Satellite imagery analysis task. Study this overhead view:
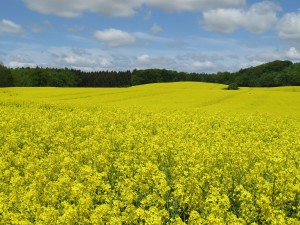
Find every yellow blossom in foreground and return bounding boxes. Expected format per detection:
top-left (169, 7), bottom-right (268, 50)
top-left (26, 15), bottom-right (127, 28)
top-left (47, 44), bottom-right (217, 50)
top-left (1, 83), bottom-right (300, 224)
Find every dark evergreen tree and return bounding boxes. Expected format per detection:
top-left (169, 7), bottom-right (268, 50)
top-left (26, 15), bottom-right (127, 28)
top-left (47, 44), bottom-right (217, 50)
top-left (0, 64), bottom-right (13, 87)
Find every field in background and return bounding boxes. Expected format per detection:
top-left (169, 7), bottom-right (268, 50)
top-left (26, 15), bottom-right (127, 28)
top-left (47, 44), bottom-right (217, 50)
top-left (1, 82), bottom-right (300, 224)
top-left (1, 82), bottom-right (300, 118)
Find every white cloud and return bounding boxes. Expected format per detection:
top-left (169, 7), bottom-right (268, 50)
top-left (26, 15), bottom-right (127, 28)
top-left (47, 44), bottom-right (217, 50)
top-left (94, 29), bottom-right (136, 47)
top-left (203, 8), bottom-right (242, 33)
top-left (2, 41), bottom-right (232, 72)
top-left (137, 54), bottom-right (151, 62)
top-left (22, 0), bottom-right (245, 18)
top-left (4, 38), bottom-right (297, 74)
top-left (63, 55), bottom-right (91, 65)
top-left (51, 47), bottom-right (116, 70)
top-left (8, 61), bottom-right (36, 68)
top-left (277, 12), bottom-right (300, 43)
top-left (59, 54), bottom-right (114, 69)
top-left (151, 24), bottom-right (162, 34)
top-left (286, 47), bottom-right (300, 59)
top-left (8, 54), bottom-right (36, 68)
top-left (132, 54), bottom-right (177, 70)
top-left (11, 55), bottom-right (34, 64)
top-left (191, 61), bottom-right (214, 70)
top-left (247, 47), bottom-right (300, 62)
top-left (129, 51), bottom-right (232, 72)
top-left (203, 1), bottom-right (279, 34)
top-left (176, 52), bottom-right (225, 72)
top-left (177, 52), bottom-right (224, 62)
top-left (1, 47), bottom-right (242, 73)
top-left (133, 32), bottom-right (169, 43)
top-left (47, 47), bottom-right (110, 69)
top-left (0, 19), bottom-right (23, 35)
top-left (146, 0), bottom-right (245, 12)
top-left (22, 0), bottom-right (141, 17)
top-left (247, 50), bottom-right (281, 62)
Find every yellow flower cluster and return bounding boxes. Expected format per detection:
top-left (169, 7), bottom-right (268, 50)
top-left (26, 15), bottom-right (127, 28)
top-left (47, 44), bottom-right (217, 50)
top-left (1, 102), bottom-right (300, 224)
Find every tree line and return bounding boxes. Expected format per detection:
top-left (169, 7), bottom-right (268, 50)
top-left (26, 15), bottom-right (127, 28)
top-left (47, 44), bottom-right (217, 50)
top-left (0, 60), bottom-right (299, 88)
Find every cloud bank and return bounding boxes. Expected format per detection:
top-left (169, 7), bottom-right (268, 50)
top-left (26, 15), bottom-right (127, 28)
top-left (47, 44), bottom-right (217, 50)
top-left (277, 12), bottom-right (300, 44)
top-left (203, 1), bottom-right (279, 34)
top-left (22, 0), bottom-right (245, 17)
top-left (94, 29), bottom-right (136, 47)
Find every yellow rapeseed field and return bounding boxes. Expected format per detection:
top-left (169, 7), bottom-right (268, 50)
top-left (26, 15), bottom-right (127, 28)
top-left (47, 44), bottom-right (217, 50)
top-left (1, 82), bottom-right (300, 224)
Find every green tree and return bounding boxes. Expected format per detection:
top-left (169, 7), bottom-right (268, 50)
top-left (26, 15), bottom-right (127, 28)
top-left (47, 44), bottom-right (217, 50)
top-left (259, 72), bottom-right (277, 87)
top-left (227, 82), bottom-right (239, 90)
top-left (0, 64), bottom-right (13, 87)
top-left (281, 63), bottom-right (300, 86)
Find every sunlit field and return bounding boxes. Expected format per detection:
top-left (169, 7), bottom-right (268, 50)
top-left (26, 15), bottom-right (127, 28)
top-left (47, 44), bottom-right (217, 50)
top-left (1, 82), bottom-right (300, 117)
top-left (1, 82), bottom-right (300, 224)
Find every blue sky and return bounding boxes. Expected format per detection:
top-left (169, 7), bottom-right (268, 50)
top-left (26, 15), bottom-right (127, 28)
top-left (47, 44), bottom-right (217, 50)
top-left (0, 0), bottom-right (300, 73)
